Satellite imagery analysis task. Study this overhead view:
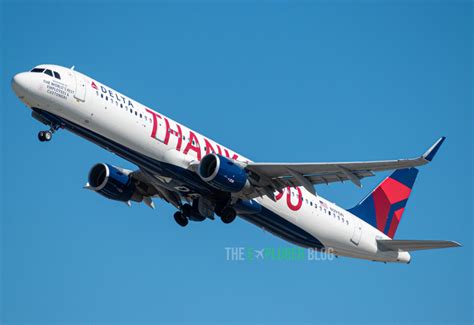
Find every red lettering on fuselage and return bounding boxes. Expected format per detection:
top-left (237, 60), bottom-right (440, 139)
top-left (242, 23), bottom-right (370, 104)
top-left (203, 139), bottom-right (239, 160)
top-left (162, 117), bottom-right (183, 151)
top-left (287, 187), bottom-right (303, 211)
top-left (146, 108), bottom-right (163, 140)
top-left (146, 109), bottom-right (239, 162)
top-left (224, 148), bottom-right (239, 160)
top-left (173, 123), bottom-right (183, 151)
top-left (204, 138), bottom-right (217, 155)
top-left (275, 186), bottom-right (303, 212)
top-left (183, 131), bottom-right (202, 160)
top-left (275, 189), bottom-right (284, 200)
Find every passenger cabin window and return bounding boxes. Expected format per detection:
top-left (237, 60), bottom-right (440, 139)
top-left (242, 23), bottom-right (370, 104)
top-left (44, 69), bottom-right (53, 77)
top-left (31, 68), bottom-right (45, 73)
top-left (53, 71), bottom-right (61, 79)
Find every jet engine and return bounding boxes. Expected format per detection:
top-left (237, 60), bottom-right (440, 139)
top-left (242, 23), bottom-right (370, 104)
top-left (198, 153), bottom-right (249, 192)
top-left (86, 163), bottom-right (143, 203)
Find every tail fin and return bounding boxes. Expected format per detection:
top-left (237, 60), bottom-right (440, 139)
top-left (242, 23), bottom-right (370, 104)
top-left (348, 168), bottom-right (419, 238)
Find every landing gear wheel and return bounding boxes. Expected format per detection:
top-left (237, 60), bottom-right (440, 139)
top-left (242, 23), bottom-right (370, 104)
top-left (220, 208), bottom-right (237, 224)
top-left (43, 131), bottom-right (52, 141)
top-left (174, 211), bottom-right (188, 227)
top-left (38, 130), bottom-right (52, 142)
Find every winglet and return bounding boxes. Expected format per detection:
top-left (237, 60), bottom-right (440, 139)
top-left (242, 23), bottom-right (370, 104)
top-left (423, 137), bottom-right (446, 162)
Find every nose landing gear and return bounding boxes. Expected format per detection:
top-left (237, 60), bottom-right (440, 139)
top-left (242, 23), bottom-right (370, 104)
top-left (38, 130), bottom-right (53, 142)
top-left (38, 124), bottom-right (60, 142)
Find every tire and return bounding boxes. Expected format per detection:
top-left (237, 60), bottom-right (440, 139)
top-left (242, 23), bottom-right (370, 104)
top-left (38, 131), bottom-right (45, 142)
top-left (174, 211), bottom-right (188, 227)
top-left (221, 208), bottom-right (237, 224)
top-left (44, 131), bottom-right (52, 141)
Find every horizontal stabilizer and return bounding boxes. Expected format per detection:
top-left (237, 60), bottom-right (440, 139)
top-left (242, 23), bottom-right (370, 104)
top-left (377, 239), bottom-right (461, 252)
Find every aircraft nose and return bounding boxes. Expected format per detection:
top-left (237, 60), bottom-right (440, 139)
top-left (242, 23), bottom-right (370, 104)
top-left (11, 72), bottom-right (30, 97)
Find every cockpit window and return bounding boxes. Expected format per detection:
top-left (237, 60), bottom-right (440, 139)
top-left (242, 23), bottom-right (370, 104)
top-left (44, 69), bottom-right (53, 77)
top-left (31, 68), bottom-right (45, 73)
top-left (53, 71), bottom-right (61, 79)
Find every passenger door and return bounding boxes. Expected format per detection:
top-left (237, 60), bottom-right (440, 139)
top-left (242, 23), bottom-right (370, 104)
top-left (73, 71), bottom-right (86, 102)
top-left (72, 71), bottom-right (95, 125)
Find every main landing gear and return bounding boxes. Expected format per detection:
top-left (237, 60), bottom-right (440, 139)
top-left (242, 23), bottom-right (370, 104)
top-left (174, 211), bottom-right (188, 227)
top-left (173, 203), bottom-right (192, 227)
top-left (38, 124), bottom-right (60, 142)
top-left (173, 204), bottom-right (237, 227)
top-left (219, 207), bottom-right (237, 224)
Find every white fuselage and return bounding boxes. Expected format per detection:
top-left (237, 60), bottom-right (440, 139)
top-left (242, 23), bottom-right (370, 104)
top-left (12, 64), bottom-right (410, 263)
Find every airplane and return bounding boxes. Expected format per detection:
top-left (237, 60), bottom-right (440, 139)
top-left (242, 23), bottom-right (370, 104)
top-left (255, 249), bottom-right (265, 260)
top-left (11, 64), bottom-right (461, 264)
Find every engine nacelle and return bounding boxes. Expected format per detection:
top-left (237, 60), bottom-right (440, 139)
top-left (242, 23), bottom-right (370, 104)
top-left (87, 163), bottom-right (142, 202)
top-left (198, 154), bottom-right (248, 192)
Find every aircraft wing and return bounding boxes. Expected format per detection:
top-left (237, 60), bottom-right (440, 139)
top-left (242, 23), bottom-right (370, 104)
top-left (245, 137), bottom-right (445, 197)
top-left (131, 168), bottom-right (184, 209)
top-left (377, 239), bottom-right (461, 252)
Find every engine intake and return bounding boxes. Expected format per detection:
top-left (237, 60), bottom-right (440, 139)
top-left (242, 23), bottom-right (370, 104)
top-left (198, 154), bottom-right (248, 192)
top-left (87, 163), bottom-right (142, 202)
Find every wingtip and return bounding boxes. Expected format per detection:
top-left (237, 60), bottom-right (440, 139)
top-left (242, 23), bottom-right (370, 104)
top-left (451, 241), bottom-right (462, 247)
top-left (423, 136), bottom-right (446, 162)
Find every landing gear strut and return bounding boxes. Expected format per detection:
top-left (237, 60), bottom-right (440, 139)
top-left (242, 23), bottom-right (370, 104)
top-left (38, 124), bottom-right (60, 142)
top-left (220, 207), bottom-right (237, 224)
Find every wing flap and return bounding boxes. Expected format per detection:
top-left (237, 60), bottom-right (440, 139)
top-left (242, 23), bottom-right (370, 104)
top-left (245, 137), bottom-right (445, 195)
top-left (377, 239), bottom-right (461, 252)
top-left (247, 157), bottom-right (428, 180)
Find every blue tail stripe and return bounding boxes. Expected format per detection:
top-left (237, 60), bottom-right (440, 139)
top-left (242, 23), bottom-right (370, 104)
top-left (382, 199), bottom-right (408, 234)
top-left (390, 168), bottom-right (419, 189)
top-left (348, 194), bottom-right (376, 227)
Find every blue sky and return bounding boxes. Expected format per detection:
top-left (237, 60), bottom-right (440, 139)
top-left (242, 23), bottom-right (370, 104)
top-left (1, 1), bottom-right (472, 324)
